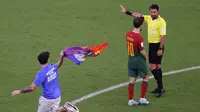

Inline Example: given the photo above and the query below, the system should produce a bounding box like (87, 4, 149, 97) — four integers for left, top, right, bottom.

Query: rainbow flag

(64, 42, 108, 65)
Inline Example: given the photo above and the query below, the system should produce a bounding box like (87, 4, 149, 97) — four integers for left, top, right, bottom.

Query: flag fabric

(64, 42, 108, 65)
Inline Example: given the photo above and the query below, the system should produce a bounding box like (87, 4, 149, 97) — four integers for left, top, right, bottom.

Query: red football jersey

(126, 31, 144, 56)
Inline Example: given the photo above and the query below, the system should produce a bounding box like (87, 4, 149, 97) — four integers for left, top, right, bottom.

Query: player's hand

(60, 50, 65, 57)
(157, 49, 163, 56)
(120, 5, 126, 13)
(11, 90, 21, 96)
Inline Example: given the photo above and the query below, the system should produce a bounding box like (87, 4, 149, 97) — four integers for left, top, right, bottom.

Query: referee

(120, 4, 167, 97)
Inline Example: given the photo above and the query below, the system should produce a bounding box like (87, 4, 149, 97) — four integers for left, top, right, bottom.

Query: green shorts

(128, 57, 148, 78)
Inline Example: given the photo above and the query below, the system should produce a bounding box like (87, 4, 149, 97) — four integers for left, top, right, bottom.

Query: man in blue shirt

(11, 50, 65, 112)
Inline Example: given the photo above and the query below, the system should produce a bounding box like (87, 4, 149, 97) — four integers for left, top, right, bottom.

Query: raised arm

(120, 5, 142, 17)
(57, 50, 65, 69)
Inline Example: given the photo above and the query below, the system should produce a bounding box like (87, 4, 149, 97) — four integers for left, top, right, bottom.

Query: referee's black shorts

(149, 43, 164, 64)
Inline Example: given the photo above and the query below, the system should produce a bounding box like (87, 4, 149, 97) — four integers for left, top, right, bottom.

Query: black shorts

(149, 43, 164, 64)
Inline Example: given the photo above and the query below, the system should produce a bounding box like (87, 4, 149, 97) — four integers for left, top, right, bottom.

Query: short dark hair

(133, 17, 144, 28)
(149, 4, 159, 11)
(38, 51, 50, 64)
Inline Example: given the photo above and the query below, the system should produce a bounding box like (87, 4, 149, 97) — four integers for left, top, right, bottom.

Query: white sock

(140, 98, 145, 100)
(129, 99, 134, 102)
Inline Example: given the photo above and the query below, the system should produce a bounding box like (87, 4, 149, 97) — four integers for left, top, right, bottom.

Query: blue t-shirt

(33, 64, 61, 99)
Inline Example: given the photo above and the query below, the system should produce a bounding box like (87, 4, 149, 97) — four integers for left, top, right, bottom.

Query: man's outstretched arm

(120, 5, 142, 17)
(11, 83, 37, 96)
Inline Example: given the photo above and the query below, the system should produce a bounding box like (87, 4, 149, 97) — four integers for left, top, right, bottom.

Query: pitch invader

(126, 17, 149, 106)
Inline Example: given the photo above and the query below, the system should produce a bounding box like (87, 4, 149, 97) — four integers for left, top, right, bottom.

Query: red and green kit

(126, 31, 148, 78)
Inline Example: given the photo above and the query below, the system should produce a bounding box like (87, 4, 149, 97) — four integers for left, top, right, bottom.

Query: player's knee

(129, 77, 136, 84)
(142, 81, 148, 85)
(149, 64, 156, 70)
(143, 75, 149, 82)
(156, 64, 161, 69)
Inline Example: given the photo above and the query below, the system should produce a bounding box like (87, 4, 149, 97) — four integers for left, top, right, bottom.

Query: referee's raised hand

(120, 5, 126, 13)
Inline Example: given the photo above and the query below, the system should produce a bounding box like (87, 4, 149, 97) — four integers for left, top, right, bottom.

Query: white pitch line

(70, 66, 200, 105)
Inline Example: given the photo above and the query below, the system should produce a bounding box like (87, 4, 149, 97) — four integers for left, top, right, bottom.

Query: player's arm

(11, 83, 37, 96)
(140, 49, 148, 60)
(11, 72, 45, 97)
(120, 5, 142, 17)
(57, 50, 65, 69)
(20, 83, 37, 93)
(138, 38, 148, 60)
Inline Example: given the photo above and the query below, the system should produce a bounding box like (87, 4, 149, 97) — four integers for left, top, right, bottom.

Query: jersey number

(127, 41, 134, 56)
